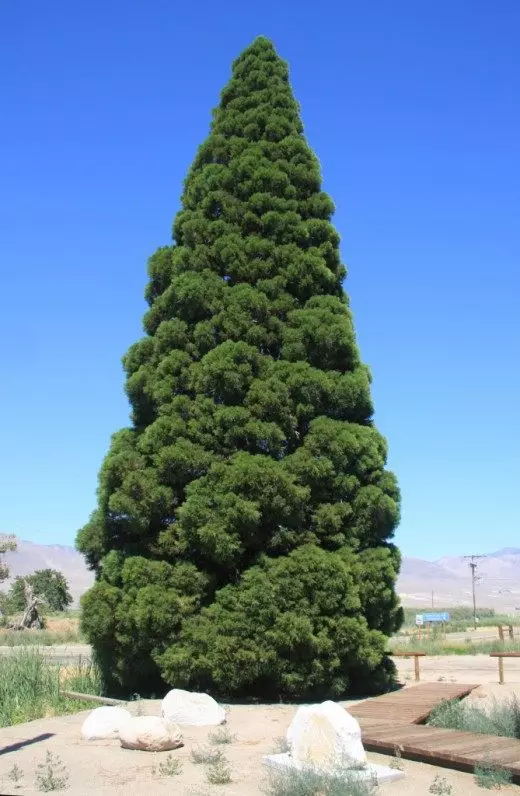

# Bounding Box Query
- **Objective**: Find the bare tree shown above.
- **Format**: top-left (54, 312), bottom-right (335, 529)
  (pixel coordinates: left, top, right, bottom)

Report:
top-left (8, 580), bottom-right (45, 630)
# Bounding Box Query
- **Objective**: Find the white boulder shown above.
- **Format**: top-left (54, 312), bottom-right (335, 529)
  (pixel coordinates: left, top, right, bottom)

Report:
top-left (119, 716), bottom-right (183, 752)
top-left (161, 688), bottom-right (226, 726)
top-left (287, 700), bottom-right (366, 769)
top-left (81, 706), bottom-right (132, 740)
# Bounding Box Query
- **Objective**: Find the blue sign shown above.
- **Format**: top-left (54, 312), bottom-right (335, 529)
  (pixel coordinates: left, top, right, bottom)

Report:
top-left (423, 612), bottom-right (450, 623)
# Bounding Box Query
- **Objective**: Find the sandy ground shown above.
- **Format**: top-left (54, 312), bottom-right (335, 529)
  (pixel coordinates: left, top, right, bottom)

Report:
top-left (1, 656), bottom-right (520, 795)
top-left (394, 653), bottom-right (520, 685)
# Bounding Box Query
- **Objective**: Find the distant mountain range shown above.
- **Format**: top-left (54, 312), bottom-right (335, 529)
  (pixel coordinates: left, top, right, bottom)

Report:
top-left (2, 539), bottom-right (519, 613)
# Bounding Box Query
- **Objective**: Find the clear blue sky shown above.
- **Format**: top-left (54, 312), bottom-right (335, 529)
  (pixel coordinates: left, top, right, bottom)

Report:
top-left (1, 1), bottom-right (518, 560)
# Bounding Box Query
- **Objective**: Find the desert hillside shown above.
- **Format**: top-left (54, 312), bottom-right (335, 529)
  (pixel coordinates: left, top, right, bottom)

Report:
top-left (2, 539), bottom-right (519, 613)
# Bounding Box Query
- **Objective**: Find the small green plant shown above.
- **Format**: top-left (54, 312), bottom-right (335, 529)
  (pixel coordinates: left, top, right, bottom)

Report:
top-left (429, 775), bottom-right (453, 795)
top-left (35, 751), bottom-right (69, 792)
top-left (206, 753), bottom-right (232, 785)
top-left (208, 725), bottom-right (236, 745)
top-left (7, 763), bottom-right (24, 788)
top-left (271, 735), bottom-right (290, 754)
top-left (474, 757), bottom-right (513, 789)
top-left (130, 692), bottom-right (144, 716)
top-left (157, 753), bottom-right (183, 776)
top-left (190, 745), bottom-right (225, 765)
top-left (389, 745), bottom-right (403, 770)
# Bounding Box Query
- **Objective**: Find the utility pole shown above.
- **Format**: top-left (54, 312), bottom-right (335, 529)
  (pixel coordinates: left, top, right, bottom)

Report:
top-left (464, 555), bottom-right (485, 630)
top-left (431, 590), bottom-right (434, 609)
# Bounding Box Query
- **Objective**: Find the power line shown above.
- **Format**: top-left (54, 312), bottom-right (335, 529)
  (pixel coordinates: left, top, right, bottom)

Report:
top-left (464, 554), bottom-right (485, 629)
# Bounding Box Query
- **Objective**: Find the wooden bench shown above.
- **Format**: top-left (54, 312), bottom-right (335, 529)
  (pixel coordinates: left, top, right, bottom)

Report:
top-left (388, 651), bottom-right (426, 682)
top-left (489, 652), bottom-right (520, 684)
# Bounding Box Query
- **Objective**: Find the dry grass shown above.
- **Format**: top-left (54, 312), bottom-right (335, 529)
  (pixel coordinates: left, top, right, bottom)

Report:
top-left (0, 616), bottom-right (82, 646)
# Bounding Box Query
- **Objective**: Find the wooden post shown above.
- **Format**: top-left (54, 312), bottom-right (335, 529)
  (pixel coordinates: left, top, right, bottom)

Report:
top-left (498, 625), bottom-right (504, 642)
top-left (498, 656), bottom-right (504, 685)
top-left (414, 654), bottom-right (421, 682)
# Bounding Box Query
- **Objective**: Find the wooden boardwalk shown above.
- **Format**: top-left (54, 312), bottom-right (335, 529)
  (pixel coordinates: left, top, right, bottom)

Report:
top-left (348, 683), bottom-right (520, 781)
top-left (349, 682), bottom-right (479, 724)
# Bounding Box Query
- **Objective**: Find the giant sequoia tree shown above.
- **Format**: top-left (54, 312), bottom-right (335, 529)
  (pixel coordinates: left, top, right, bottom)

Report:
top-left (77, 37), bottom-right (403, 699)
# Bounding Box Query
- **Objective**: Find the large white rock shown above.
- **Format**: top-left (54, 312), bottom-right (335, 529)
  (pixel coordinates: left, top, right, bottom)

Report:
top-left (81, 706), bottom-right (132, 740)
top-left (264, 700), bottom-right (405, 786)
top-left (119, 716), bottom-right (183, 752)
top-left (287, 701), bottom-right (366, 768)
top-left (161, 689), bottom-right (226, 726)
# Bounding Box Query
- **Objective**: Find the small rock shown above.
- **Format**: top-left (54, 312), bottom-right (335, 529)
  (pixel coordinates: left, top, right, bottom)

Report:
top-left (81, 706), bottom-right (132, 740)
top-left (161, 688), bottom-right (226, 726)
top-left (119, 716), bottom-right (183, 752)
top-left (287, 700), bottom-right (366, 768)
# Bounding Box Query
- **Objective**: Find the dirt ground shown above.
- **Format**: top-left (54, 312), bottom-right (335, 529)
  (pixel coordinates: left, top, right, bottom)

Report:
top-left (1, 656), bottom-right (520, 795)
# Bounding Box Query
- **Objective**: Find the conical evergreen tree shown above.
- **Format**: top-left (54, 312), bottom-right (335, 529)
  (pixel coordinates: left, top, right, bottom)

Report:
top-left (77, 36), bottom-right (403, 699)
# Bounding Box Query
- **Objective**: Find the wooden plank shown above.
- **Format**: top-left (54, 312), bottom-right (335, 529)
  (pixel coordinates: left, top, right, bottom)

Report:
top-left (60, 690), bottom-right (125, 706)
top-left (350, 683), bottom-right (479, 725)
top-left (490, 652), bottom-right (520, 658)
top-left (389, 652), bottom-right (427, 657)
top-left (359, 719), bottom-right (520, 779)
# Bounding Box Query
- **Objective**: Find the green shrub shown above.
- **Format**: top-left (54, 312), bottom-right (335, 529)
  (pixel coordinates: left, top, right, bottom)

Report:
top-left (429, 775), bottom-right (453, 795)
top-left (190, 746), bottom-right (225, 765)
top-left (428, 696), bottom-right (520, 739)
top-left (271, 736), bottom-right (290, 754)
top-left (157, 754), bottom-right (182, 776)
top-left (7, 763), bottom-right (24, 789)
top-left (262, 763), bottom-right (376, 795)
top-left (474, 757), bottom-right (513, 789)
top-left (35, 751), bottom-right (69, 792)
top-left (206, 754), bottom-right (232, 785)
top-left (208, 725), bottom-right (236, 745)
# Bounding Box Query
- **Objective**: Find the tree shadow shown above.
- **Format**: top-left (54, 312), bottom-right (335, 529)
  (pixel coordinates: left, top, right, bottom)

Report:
top-left (0, 733), bottom-right (54, 755)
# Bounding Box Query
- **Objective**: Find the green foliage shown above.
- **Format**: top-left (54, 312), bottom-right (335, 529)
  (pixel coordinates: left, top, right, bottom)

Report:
top-left (428, 696), bottom-right (520, 739)
top-left (8, 569), bottom-right (73, 613)
top-left (34, 751), bottom-right (69, 792)
top-left (474, 756), bottom-right (513, 789)
top-left (77, 36), bottom-right (401, 699)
